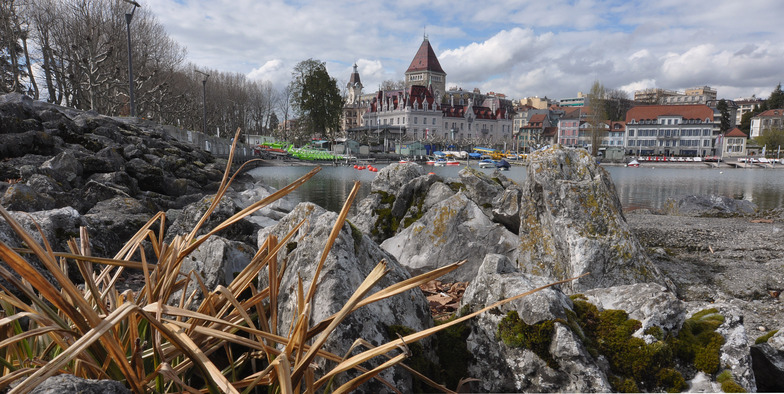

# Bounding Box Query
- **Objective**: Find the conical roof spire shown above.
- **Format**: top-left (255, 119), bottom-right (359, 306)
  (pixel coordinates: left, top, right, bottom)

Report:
top-left (405, 37), bottom-right (445, 74)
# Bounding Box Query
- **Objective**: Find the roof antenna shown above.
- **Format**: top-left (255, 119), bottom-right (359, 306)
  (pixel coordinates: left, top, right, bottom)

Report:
top-left (424, 26), bottom-right (428, 41)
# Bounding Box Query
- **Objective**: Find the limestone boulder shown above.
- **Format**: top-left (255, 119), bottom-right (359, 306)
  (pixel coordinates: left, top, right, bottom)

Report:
top-left (165, 194), bottom-right (257, 245)
top-left (380, 193), bottom-right (520, 282)
top-left (457, 166), bottom-right (504, 217)
top-left (582, 283), bottom-right (686, 337)
top-left (460, 254), bottom-right (611, 393)
top-left (350, 163), bottom-right (442, 243)
top-left (369, 162), bottom-right (426, 195)
top-left (492, 186), bottom-right (522, 234)
top-left (178, 235), bottom-right (256, 301)
top-left (518, 146), bottom-right (672, 292)
top-left (258, 202), bottom-right (434, 393)
top-left (230, 182), bottom-right (296, 229)
top-left (662, 194), bottom-right (757, 217)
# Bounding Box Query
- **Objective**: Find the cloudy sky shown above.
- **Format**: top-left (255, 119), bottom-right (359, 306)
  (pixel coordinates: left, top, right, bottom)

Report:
top-left (146, 0), bottom-right (784, 102)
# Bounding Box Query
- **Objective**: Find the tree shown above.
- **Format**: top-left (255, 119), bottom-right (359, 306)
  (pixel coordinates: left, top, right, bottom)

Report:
top-left (585, 80), bottom-right (609, 156)
top-left (767, 83), bottom-right (784, 109)
top-left (289, 59), bottom-right (345, 140)
top-left (380, 79), bottom-right (405, 91)
top-left (604, 88), bottom-right (634, 122)
top-left (717, 99), bottom-right (731, 133)
top-left (754, 127), bottom-right (784, 155)
top-left (0, 0), bottom-right (28, 94)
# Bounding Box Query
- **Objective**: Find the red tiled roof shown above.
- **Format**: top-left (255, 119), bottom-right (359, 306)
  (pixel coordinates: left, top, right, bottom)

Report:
top-left (406, 38), bottom-right (445, 74)
top-left (725, 127), bottom-right (747, 137)
top-left (542, 127), bottom-right (558, 137)
top-left (529, 114), bottom-right (546, 123)
top-left (625, 104), bottom-right (714, 123)
top-left (757, 109), bottom-right (784, 117)
top-left (610, 121), bottom-right (626, 131)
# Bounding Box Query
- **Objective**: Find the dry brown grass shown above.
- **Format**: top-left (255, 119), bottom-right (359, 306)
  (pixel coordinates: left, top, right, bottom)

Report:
top-left (0, 129), bottom-right (583, 393)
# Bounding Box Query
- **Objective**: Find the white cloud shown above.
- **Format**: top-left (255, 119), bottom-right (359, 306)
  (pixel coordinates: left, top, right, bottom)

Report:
top-left (144, 0), bottom-right (784, 101)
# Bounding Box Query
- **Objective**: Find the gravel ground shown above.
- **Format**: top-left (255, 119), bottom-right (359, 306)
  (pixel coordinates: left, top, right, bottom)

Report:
top-left (626, 209), bottom-right (784, 345)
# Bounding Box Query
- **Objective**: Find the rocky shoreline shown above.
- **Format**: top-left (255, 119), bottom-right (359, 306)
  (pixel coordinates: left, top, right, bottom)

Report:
top-left (2, 93), bottom-right (784, 392)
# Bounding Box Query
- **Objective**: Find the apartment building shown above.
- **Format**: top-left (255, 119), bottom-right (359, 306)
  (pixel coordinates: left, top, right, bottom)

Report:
top-left (624, 104), bottom-right (719, 156)
top-left (750, 109), bottom-right (784, 138)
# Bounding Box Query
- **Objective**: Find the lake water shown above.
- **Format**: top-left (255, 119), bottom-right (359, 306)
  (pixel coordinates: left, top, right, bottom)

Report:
top-left (248, 163), bottom-right (784, 213)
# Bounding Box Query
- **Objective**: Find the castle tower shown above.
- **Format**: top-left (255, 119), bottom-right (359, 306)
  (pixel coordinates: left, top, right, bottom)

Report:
top-left (346, 63), bottom-right (363, 104)
top-left (405, 36), bottom-right (446, 101)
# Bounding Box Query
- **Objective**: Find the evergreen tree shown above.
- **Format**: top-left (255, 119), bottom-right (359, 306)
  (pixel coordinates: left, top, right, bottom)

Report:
top-left (289, 59), bottom-right (345, 141)
top-left (767, 83), bottom-right (784, 109)
top-left (717, 99), bottom-right (731, 133)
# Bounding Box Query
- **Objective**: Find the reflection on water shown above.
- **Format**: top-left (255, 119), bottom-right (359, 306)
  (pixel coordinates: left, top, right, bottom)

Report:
top-left (248, 164), bottom-right (784, 213)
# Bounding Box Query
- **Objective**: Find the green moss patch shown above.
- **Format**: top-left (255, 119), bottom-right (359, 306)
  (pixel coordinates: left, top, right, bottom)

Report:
top-left (717, 370), bottom-right (746, 392)
top-left (568, 299), bottom-right (727, 392)
top-left (670, 308), bottom-right (725, 374)
top-left (498, 311), bottom-right (558, 369)
top-left (755, 329), bottom-right (778, 345)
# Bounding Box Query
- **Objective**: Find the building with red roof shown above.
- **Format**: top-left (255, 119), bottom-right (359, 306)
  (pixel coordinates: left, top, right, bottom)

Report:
top-left (624, 104), bottom-right (720, 156)
top-left (721, 127), bottom-right (748, 157)
top-left (348, 36), bottom-right (514, 151)
top-left (750, 109), bottom-right (784, 139)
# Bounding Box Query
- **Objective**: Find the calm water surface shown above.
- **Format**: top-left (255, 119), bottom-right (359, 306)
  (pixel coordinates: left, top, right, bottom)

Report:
top-left (248, 164), bottom-right (784, 212)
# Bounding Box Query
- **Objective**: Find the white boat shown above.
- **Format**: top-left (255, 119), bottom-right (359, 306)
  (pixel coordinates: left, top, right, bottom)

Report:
top-left (626, 159), bottom-right (640, 167)
top-left (433, 158), bottom-right (447, 166)
top-left (478, 159), bottom-right (495, 168)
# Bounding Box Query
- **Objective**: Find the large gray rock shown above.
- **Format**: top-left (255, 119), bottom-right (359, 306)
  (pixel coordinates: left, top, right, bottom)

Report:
top-left (369, 162), bottom-right (426, 195)
top-left (751, 330), bottom-right (784, 392)
top-left (460, 254), bottom-right (611, 393)
top-left (39, 151), bottom-right (83, 186)
top-left (492, 186), bottom-right (522, 234)
top-left (662, 194), bottom-right (757, 217)
top-left (83, 196), bottom-right (154, 256)
top-left (165, 194), bottom-right (256, 245)
top-left (582, 283), bottom-right (686, 337)
top-left (380, 193), bottom-right (520, 282)
top-left (258, 202), bottom-right (434, 393)
top-left (518, 146), bottom-right (672, 292)
top-left (350, 163), bottom-right (441, 243)
top-left (457, 166), bottom-right (504, 217)
top-left (30, 374), bottom-right (130, 394)
top-left (1, 183), bottom-right (56, 212)
top-left (178, 235), bottom-right (255, 301)
top-left (230, 182), bottom-right (297, 229)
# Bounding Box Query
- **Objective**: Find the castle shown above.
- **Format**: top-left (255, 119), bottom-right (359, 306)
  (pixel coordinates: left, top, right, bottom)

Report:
top-left (344, 36), bottom-right (515, 151)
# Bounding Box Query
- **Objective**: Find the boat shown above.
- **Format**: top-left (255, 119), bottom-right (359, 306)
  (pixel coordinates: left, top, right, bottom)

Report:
top-left (399, 158), bottom-right (410, 164)
top-left (425, 156), bottom-right (437, 165)
top-left (433, 158), bottom-right (447, 166)
top-left (478, 159), bottom-right (495, 168)
top-left (446, 159), bottom-right (460, 166)
top-left (626, 159), bottom-right (640, 167)
top-left (495, 159), bottom-right (511, 170)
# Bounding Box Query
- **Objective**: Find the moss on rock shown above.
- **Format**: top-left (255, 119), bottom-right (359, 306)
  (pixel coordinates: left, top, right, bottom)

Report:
top-left (498, 311), bottom-right (559, 369)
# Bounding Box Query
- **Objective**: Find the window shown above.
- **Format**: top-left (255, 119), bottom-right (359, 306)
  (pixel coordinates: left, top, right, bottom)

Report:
top-left (414, 117), bottom-right (418, 124)
top-left (433, 118), bottom-right (436, 125)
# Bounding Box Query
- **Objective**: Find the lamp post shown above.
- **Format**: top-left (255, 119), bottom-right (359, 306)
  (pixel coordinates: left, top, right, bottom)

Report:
top-left (195, 70), bottom-right (210, 135)
top-left (123, 0), bottom-right (141, 117)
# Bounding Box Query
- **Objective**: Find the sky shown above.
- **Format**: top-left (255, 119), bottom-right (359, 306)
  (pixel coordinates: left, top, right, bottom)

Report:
top-left (145, 0), bottom-right (784, 102)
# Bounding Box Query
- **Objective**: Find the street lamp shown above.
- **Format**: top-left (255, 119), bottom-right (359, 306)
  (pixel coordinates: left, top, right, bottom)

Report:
top-left (123, 0), bottom-right (141, 117)
top-left (195, 70), bottom-right (210, 135)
